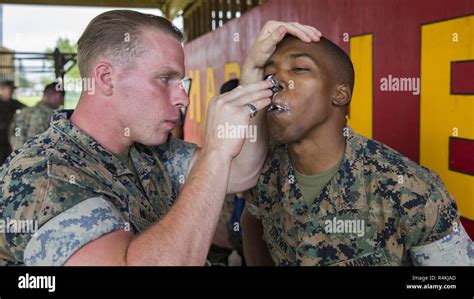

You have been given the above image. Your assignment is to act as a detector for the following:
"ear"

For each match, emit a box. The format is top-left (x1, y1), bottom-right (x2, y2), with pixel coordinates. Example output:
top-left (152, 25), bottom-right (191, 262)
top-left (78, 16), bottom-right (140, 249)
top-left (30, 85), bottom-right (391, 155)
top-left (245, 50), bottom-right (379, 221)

top-left (332, 84), bottom-right (351, 107)
top-left (93, 62), bottom-right (114, 97)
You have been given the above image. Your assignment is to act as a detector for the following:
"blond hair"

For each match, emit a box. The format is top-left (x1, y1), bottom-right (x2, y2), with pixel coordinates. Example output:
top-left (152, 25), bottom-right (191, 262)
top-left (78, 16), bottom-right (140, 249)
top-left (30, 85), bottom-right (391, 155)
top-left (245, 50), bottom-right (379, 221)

top-left (77, 10), bottom-right (184, 78)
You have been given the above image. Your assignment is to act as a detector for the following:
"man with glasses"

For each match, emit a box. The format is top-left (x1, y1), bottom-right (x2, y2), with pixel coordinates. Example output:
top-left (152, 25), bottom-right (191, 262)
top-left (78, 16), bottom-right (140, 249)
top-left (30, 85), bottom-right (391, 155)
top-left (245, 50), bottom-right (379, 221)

top-left (0, 10), bottom-right (321, 265)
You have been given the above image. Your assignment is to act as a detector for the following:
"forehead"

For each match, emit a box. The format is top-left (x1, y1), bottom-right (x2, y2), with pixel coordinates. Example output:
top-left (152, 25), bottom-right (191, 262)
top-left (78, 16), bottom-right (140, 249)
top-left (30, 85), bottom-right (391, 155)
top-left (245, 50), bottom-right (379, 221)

top-left (270, 36), bottom-right (327, 65)
top-left (140, 29), bottom-right (185, 72)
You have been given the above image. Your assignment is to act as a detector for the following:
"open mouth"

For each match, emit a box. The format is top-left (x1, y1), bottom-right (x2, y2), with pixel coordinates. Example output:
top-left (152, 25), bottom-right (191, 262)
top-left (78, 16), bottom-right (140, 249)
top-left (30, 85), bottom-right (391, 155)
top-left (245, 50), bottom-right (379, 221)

top-left (267, 102), bottom-right (289, 113)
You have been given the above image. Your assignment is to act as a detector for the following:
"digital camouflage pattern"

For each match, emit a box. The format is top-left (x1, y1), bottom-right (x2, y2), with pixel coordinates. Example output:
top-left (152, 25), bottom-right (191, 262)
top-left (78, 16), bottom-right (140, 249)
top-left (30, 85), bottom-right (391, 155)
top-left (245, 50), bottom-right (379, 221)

top-left (409, 223), bottom-right (474, 266)
top-left (8, 101), bottom-right (55, 151)
top-left (248, 127), bottom-right (469, 266)
top-left (0, 110), bottom-right (196, 266)
top-left (24, 197), bottom-right (128, 266)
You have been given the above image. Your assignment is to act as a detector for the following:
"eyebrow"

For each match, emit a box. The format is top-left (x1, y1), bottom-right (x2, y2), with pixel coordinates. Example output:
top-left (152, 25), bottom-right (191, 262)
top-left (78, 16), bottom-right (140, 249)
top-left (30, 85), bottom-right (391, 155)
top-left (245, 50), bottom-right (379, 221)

top-left (156, 67), bottom-right (183, 78)
top-left (263, 52), bottom-right (318, 69)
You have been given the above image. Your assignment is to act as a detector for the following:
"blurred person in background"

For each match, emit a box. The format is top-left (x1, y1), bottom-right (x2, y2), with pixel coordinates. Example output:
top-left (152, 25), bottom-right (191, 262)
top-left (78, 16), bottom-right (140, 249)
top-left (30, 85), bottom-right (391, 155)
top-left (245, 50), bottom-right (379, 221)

top-left (0, 80), bottom-right (25, 164)
top-left (9, 82), bottom-right (65, 151)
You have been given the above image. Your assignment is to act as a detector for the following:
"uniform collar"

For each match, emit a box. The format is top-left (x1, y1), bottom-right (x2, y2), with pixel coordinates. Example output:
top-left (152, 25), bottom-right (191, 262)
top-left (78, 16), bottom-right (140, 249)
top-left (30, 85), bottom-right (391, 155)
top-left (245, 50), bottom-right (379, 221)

top-left (50, 109), bottom-right (155, 178)
top-left (276, 126), bottom-right (368, 223)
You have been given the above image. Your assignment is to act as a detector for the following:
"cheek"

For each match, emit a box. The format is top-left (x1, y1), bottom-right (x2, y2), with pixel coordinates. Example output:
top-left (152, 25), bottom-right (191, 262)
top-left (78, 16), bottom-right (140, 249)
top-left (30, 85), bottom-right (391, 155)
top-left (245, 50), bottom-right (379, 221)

top-left (115, 80), bottom-right (167, 128)
top-left (297, 81), bottom-right (330, 114)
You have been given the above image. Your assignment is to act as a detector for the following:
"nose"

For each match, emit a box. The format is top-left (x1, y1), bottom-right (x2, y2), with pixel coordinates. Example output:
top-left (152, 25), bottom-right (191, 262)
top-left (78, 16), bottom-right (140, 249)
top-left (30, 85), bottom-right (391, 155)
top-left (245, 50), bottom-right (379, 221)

top-left (171, 86), bottom-right (189, 109)
top-left (272, 73), bottom-right (288, 92)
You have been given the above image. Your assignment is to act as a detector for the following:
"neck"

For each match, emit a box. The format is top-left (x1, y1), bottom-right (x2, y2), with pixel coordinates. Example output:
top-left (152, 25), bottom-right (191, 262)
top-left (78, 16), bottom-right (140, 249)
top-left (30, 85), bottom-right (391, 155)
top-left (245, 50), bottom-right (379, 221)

top-left (42, 99), bottom-right (58, 109)
top-left (289, 117), bottom-right (346, 175)
top-left (70, 95), bottom-right (132, 154)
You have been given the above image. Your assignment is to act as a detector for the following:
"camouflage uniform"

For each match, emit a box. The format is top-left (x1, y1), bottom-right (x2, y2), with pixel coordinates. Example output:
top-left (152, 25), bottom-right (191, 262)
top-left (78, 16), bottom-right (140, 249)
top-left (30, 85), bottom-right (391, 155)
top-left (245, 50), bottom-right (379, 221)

top-left (8, 101), bottom-right (55, 151)
top-left (0, 110), bottom-right (196, 266)
top-left (247, 127), bottom-right (474, 266)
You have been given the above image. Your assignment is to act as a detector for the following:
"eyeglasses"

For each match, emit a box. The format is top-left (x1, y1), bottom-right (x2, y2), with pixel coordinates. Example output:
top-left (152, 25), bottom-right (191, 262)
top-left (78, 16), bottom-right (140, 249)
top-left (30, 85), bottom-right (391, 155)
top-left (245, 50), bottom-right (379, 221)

top-left (179, 77), bottom-right (192, 96)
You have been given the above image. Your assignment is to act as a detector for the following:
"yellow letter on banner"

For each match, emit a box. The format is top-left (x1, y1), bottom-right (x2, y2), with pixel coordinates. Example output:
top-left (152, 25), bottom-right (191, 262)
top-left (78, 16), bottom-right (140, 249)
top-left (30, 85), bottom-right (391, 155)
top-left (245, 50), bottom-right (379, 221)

top-left (224, 62), bottom-right (241, 81)
top-left (421, 16), bottom-right (474, 219)
top-left (348, 34), bottom-right (373, 138)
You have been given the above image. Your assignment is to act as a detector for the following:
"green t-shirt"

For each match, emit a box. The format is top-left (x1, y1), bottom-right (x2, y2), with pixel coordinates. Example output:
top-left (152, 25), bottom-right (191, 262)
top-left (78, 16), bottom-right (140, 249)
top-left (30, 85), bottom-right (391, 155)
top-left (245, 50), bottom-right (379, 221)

top-left (294, 157), bottom-right (343, 207)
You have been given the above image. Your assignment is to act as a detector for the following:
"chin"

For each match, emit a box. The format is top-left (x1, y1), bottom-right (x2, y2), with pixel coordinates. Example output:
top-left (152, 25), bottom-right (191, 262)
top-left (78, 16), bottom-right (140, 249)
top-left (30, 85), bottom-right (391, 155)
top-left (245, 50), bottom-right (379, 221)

top-left (270, 130), bottom-right (292, 145)
top-left (137, 133), bottom-right (169, 146)
top-left (270, 126), bottom-right (305, 145)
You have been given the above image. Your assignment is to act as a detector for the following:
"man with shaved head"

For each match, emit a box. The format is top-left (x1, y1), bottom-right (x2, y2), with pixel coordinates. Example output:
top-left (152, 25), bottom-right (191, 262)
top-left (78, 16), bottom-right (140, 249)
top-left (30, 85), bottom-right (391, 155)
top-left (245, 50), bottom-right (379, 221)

top-left (241, 36), bottom-right (474, 266)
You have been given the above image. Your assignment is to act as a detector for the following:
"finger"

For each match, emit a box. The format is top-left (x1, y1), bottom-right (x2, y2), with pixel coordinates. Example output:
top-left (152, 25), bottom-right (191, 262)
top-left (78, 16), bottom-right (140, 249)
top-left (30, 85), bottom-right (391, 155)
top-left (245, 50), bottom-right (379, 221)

top-left (283, 23), bottom-right (312, 43)
top-left (290, 22), bottom-right (319, 42)
top-left (258, 23), bottom-right (316, 57)
top-left (252, 25), bottom-right (287, 59)
top-left (223, 80), bottom-right (272, 102)
top-left (305, 25), bottom-right (323, 37)
top-left (233, 88), bottom-right (273, 107)
top-left (247, 97), bottom-right (272, 112)
top-left (303, 25), bottom-right (322, 39)
top-left (262, 21), bottom-right (321, 40)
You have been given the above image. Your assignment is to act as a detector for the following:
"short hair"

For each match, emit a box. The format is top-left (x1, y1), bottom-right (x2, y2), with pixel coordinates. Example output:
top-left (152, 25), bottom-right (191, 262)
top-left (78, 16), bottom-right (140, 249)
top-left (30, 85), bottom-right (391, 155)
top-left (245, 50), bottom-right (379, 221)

top-left (77, 10), bottom-right (184, 78)
top-left (318, 37), bottom-right (355, 93)
top-left (220, 79), bottom-right (240, 94)
top-left (44, 82), bottom-right (65, 96)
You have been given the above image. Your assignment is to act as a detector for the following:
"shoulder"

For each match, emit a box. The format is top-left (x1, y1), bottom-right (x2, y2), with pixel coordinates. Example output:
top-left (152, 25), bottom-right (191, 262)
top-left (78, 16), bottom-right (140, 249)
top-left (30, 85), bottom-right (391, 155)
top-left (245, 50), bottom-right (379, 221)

top-left (0, 131), bottom-right (113, 263)
top-left (1, 128), bottom-right (104, 213)
top-left (355, 134), bottom-right (458, 245)
top-left (1, 132), bottom-right (54, 192)
top-left (359, 135), bottom-right (444, 199)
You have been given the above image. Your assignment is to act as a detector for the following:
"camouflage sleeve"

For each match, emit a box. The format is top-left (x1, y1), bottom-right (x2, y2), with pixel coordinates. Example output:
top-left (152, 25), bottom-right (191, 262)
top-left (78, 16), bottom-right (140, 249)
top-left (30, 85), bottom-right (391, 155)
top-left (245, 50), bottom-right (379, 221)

top-left (409, 224), bottom-right (474, 266)
top-left (404, 170), bottom-right (460, 247)
top-left (24, 197), bottom-right (128, 266)
top-left (156, 137), bottom-right (197, 190)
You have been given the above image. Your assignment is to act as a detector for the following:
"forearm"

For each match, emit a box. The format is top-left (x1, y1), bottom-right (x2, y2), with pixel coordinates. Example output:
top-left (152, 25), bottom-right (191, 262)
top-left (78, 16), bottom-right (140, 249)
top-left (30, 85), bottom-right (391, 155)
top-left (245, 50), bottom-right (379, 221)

top-left (126, 150), bottom-right (231, 265)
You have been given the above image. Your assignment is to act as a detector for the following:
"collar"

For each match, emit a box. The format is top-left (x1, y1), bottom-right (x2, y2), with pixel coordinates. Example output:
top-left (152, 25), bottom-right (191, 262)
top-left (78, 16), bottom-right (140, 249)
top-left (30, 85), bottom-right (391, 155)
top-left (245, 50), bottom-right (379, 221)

top-left (50, 109), bottom-right (155, 179)
top-left (274, 126), bottom-right (368, 223)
